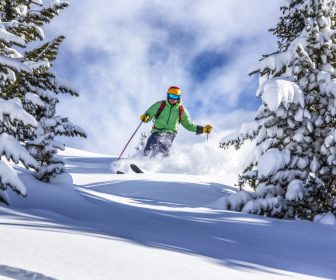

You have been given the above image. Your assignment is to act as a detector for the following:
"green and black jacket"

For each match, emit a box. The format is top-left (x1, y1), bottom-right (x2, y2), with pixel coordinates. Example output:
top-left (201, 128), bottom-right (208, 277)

top-left (144, 100), bottom-right (203, 134)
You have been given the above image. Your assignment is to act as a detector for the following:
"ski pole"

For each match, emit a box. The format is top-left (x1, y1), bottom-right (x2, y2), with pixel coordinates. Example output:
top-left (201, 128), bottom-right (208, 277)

top-left (117, 121), bottom-right (143, 161)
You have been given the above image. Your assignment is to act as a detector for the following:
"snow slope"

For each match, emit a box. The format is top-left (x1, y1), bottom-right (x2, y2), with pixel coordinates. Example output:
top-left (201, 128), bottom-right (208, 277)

top-left (0, 148), bottom-right (335, 279)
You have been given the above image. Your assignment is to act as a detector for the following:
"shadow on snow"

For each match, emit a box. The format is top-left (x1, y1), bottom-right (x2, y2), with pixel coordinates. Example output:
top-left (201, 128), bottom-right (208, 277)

top-left (7, 155), bottom-right (336, 279)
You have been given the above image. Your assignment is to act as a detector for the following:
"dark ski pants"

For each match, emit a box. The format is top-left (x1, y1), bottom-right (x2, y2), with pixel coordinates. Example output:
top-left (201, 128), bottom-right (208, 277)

top-left (144, 132), bottom-right (176, 157)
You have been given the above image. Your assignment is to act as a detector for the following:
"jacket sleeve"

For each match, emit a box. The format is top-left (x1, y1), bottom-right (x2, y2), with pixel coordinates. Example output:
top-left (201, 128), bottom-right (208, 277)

top-left (144, 101), bottom-right (163, 122)
top-left (181, 108), bottom-right (203, 134)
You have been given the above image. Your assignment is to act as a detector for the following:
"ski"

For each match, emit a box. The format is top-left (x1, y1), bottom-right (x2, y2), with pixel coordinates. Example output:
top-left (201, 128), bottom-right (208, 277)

top-left (116, 164), bottom-right (144, 174)
top-left (130, 164), bottom-right (144, 173)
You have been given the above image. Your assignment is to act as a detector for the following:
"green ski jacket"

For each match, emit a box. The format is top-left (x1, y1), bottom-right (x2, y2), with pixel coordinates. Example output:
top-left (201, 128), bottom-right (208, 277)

top-left (143, 100), bottom-right (203, 134)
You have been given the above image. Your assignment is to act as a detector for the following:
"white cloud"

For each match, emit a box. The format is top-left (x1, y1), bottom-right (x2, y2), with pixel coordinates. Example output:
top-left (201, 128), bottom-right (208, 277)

top-left (44, 0), bottom-right (285, 155)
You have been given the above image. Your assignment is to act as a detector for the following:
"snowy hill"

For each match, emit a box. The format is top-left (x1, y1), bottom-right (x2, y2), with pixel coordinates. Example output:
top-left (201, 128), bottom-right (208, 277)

top-left (0, 148), bottom-right (335, 280)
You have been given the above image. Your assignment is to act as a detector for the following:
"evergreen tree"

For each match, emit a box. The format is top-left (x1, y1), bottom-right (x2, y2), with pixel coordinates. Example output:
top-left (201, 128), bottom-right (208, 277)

top-left (0, 1), bottom-right (41, 201)
top-left (1, 1), bottom-right (86, 182)
top-left (23, 35), bottom-right (87, 182)
top-left (221, 0), bottom-right (336, 219)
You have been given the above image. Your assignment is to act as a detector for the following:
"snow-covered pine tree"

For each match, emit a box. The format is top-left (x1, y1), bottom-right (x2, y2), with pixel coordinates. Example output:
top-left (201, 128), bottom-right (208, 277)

top-left (0, 98), bottom-right (38, 203)
top-left (0, 1), bottom-right (42, 201)
top-left (23, 35), bottom-right (86, 182)
top-left (221, 0), bottom-right (336, 219)
top-left (1, 1), bottom-right (87, 182)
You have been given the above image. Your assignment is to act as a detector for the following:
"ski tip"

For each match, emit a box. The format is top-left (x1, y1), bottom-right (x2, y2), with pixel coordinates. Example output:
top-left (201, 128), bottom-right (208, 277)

top-left (130, 164), bottom-right (144, 173)
top-left (116, 170), bottom-right (125, 174)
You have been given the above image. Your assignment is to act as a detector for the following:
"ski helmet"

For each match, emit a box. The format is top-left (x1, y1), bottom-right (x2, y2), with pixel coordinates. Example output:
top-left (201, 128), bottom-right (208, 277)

top-left (167, 86), bottom-right (181, 96)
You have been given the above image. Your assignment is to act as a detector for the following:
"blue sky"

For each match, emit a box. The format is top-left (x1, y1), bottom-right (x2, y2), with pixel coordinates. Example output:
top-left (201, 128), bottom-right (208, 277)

top-left (44, 0), bottom-right (285, 155)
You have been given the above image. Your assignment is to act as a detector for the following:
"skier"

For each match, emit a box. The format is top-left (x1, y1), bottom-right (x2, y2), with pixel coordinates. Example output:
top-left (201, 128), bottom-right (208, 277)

top-left (140, 86), bottom-right (213, 157)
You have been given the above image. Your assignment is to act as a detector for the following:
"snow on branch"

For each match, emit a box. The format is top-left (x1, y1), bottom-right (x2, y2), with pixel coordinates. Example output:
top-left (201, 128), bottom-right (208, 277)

top-left (256, 78), bottom-right (304, 112)
top-left (0, 26), bottom-right (26, 47)
top-left (0, 133), bottom-right (38, 169)
top-left (250, 27), bottom-right (310, 77)
top-left (242, 197), bottom-right (287, 216)
top-left (257, 148), bottom-right (290, 178)
top-left (25, 93), bottom-right (46, 108)
top-left (24, 60), bottom-right (51, 70)
top-left (31, 0), bottom-right (43, 5)
top-left (53, 117), bottom-right (87, 138)
top-left (0, 160), bottom-right (26, 196)
top-left (285, 179), bottom-right (306, 201)
top-left (220, 121), bottom-right (260, 149)
top-left (27, 23), bottom-right (45, 40)
top-left (0, 56), bottom-right (31, 73)
top-left (217, 191), bottom-right (255, 212)
top-left (0, 98), bottom-right (38, 127)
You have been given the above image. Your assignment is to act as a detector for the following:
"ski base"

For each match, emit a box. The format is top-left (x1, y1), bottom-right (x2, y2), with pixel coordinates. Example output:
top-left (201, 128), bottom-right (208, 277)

top-left (130, 164), bottom-right (144, 173)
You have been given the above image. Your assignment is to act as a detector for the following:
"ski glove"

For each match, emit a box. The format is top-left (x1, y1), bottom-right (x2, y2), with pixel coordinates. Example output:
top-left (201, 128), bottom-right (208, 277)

top-left (140, 114), bottom-right (150, 122)
top-left (203, 125), bottom-right (213, 134)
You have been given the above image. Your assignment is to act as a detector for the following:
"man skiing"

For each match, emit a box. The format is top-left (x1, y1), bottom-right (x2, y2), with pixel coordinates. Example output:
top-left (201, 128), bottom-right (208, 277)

top-left (140, 86), bottom-right (213, 157)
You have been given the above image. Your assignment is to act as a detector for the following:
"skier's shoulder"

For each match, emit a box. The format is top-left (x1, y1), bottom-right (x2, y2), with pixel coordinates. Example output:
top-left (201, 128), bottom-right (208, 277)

top-left (147, 100), bottom-right (164, 111)
top-left (153, 100), bottom-right (166, 107)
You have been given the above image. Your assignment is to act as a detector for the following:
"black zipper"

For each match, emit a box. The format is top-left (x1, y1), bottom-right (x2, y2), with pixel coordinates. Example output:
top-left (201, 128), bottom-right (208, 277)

top-left (166, 105), bottom-right (173, 126)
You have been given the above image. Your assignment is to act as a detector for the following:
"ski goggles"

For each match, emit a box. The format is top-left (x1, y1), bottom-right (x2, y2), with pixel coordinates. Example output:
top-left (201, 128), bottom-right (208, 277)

top-left (167, 93), bottom-right (180, 100)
